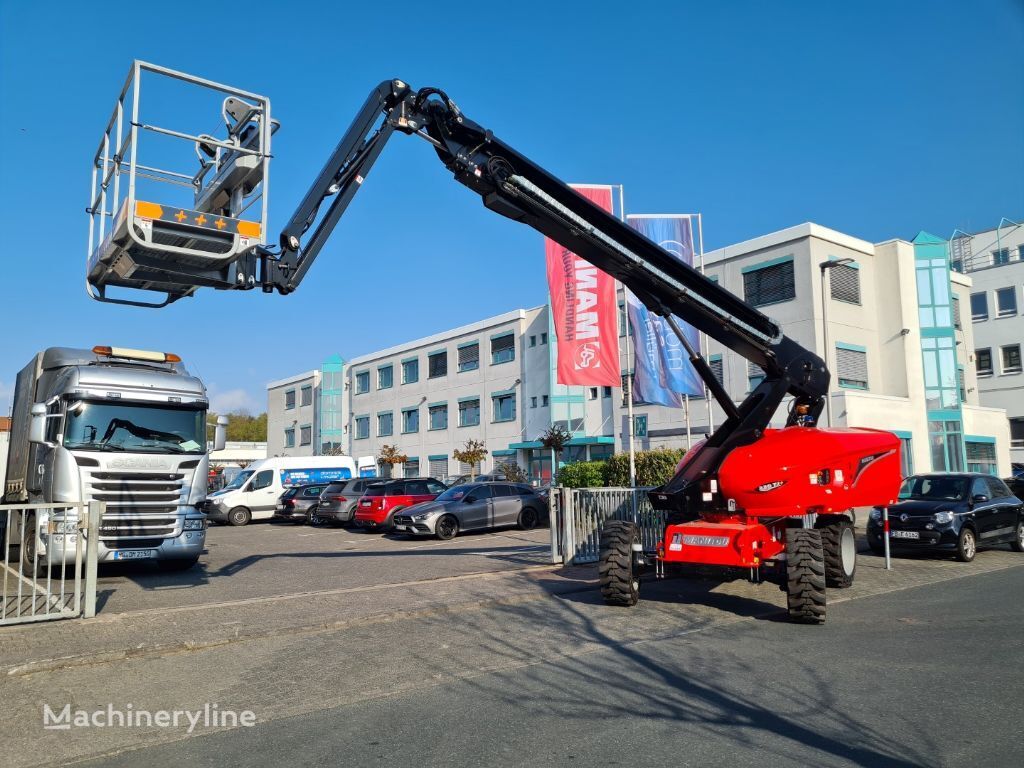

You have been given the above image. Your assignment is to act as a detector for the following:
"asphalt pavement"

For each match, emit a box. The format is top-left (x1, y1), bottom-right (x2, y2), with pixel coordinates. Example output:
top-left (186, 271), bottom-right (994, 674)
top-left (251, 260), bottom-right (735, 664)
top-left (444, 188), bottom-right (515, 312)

top-left (3, 536), bottom-right (1022, 768)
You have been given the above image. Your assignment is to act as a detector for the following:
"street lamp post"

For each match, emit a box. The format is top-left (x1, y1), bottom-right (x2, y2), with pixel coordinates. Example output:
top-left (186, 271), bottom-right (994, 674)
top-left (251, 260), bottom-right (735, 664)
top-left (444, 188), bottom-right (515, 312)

top-left (818, 257), bottom-right (856, 428)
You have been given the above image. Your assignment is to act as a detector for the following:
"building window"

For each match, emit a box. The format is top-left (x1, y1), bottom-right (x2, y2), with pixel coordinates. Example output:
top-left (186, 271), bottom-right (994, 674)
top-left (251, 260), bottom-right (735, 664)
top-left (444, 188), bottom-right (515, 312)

top-left (929, 420), bottom-right (964, 472)
top-left (354, 371), bottom-right (370, 394)
top-left (958, 366), bottom-right (966, 403)
top-left (829, 262), bottom-right (860, 304)
top-left (748, 362), bottom-right (765, 392)
top-left (428, 457), bottom-right (447, 480)
top-left (922, 336), bottom-right (958, 409)
top-left (542, 395), bottom-right (549, 407)
top-left (541, 332), bottom-right (548, 344)
top-left (530, 396), bottom-right (537, 408)
top-left (529, 335), bottom-right (537, 347)
top-left (284, 428), bottom-right (295, 448)
top-left (633, 414), bottom-right (648, 437)
top-left (996, 287), bottom-right (1017, 317)
top-left (1019, 245), bottom-right (1024, 263)
top-left (428, 351), bottom-right (447, 378)
top-left (300, 425), bottom-right (312, 446)
top-left (491, 333), bottom-right (515, 365)
top-left (300, 385), bottom-right (312, 407)
top-left (1010, 418), bottom-right (1024, 450)
top-left (285, 389), bottom-right (296, 409)
top-left (405, 458), bottom-right (420, 477)
top-left (621, 373), bottom-right (633, 406)
top-left (378, 365), bottom-right (393, 390)
top-left (710, 355), bottom-right (724, 387)
top-left (970, 292), bottom-right (988, 321)
top-left (836, 345), bottom-right (868, 389)
top-left (459, 399), bottom-right (481, 427)
top-left (429, 404), bottom-right (448, 430)
top-left (492, 392), bottom-right (516, 422)
top-left (992, 248), bottom-right (1010, 266)
top-left (952, 295), bottom-right (962, 330)
top-left (618, 301), bottom-right (627, 337)
top-left (354, 416), bottom-right (369, 440)
top-left (458, 343), bottom-right (479, 372)
top-left (742, 258), bottom-right (795, 307)
top-left (975, 348), bottom-right (993, 377)
top-left (588, 387), bottom-right (598, 400)
top-left (966, 441), bottom-right (997, 475)
top-left (402, 359), bottom-right (419, 384)
top-left (896, 434), bottom-right (914, 478)
top-left (377, 412), bottom-right (393, 437)
top-left (1002, 344), bottom-right (1022, 374)
top-left (602, 386), bottom-right (612, 399)
top-left (402, 408), bottom-right (419, 434)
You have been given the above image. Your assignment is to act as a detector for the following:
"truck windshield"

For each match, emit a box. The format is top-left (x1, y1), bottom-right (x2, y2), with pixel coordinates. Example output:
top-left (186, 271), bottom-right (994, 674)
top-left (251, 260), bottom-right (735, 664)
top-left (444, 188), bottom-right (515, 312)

top-left (63, 400), bottom-right (206, 454)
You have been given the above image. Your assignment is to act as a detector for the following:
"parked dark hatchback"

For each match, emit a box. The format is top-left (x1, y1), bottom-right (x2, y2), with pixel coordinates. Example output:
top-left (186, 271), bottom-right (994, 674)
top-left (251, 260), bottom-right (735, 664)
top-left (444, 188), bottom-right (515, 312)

top-left (867, 473), bottom-right (1024, 562)
top-left (273, 483), bottom-right (329, 524)
top-left (317, 478), bottom-right (376, 525)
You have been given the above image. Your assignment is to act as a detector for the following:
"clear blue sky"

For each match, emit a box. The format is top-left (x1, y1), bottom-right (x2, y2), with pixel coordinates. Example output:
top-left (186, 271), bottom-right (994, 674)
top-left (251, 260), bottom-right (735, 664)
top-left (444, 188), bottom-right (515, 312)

top-left (1, 0), bottom-right (1021, 416)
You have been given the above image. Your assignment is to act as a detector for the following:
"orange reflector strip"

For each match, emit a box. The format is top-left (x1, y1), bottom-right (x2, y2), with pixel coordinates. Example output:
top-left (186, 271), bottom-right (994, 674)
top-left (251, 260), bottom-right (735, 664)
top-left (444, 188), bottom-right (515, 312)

top-left (135, 201), bottom-right (164, 220)
top-left (237, 220), bottom-right (261, 238)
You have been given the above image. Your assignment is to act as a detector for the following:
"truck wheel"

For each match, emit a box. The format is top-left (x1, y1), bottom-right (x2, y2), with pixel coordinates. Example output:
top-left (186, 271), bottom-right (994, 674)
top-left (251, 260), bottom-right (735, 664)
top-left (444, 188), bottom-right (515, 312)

top-left (21, 513), bottom-right (47, 578)
top-left (785, 528), bottom-right (826, 624)
top-left (956, 527), bottom-right (976, 562)
top-left (228, 507), bottom-right (251, 526)
top-left (821, 519), bottom-right (856, 588)
top-left (599, 520), bottom-right (640, 607)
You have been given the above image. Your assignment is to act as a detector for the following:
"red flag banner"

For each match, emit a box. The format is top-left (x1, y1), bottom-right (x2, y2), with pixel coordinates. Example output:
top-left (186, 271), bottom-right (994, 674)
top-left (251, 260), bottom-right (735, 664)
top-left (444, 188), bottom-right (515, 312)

top-left (545, 185), bottom-right (620, 386)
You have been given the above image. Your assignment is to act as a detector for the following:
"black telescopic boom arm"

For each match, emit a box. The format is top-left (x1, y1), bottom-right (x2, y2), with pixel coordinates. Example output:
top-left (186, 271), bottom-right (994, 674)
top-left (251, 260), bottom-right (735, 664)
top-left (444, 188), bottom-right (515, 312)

top-left (254, 80), bottom-right (830, 511)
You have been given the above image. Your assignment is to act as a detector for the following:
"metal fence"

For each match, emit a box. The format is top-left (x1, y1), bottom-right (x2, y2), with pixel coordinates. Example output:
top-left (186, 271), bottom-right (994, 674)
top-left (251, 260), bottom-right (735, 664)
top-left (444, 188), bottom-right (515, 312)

top-left (1, 502), bottom-right (101, 626)
top-left (549, 487), bottom-right (666, 565)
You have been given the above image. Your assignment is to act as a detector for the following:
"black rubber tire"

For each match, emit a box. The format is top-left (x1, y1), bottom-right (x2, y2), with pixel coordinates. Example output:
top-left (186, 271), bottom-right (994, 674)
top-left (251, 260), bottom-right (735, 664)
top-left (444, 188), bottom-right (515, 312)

top-left (821, 519), bottom-right (856, 588)
top-left (1010, 520), bottom-right (1024, 553)
top-left (159, 556), bottom-right (200, 571)
top-left (435, 514), bottom-right (459, 541)
top-left (21, 513), bottom-right (46, 578)
top-left (599, 520), bottom-right (640, 607)
top-left (228, 507), bottom-right (252, 527)
top-left (517, 507), bottom-right (539, 531)
top-left (785, 528), bottom-right (826, 624)
top-left (956, 526), bottom-right (977, 562)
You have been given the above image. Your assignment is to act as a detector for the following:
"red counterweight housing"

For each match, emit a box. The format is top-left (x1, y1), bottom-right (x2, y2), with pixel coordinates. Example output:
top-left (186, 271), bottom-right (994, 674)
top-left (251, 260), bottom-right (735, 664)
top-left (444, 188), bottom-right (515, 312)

top-left (716, 426), bottom-right (902, 517)
top-left (659, 427), bottom-right (901, 569)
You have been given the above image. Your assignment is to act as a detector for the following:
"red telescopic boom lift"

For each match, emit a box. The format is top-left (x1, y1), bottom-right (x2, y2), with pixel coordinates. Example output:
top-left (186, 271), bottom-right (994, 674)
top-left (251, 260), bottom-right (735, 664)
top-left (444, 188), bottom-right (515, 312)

top-left (87, 63), bottom-right (900, 622)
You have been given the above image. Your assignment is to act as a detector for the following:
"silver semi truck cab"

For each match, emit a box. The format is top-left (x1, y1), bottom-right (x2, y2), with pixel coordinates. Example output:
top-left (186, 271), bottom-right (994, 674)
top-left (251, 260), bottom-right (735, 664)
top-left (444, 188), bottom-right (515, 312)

top-left (3, 346), bottom-right (226, 573)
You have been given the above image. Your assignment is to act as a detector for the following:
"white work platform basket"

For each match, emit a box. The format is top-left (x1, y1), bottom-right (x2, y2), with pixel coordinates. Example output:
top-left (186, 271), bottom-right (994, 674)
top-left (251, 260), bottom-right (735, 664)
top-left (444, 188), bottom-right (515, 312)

top-left (86, 61), bottom-right (276, 307)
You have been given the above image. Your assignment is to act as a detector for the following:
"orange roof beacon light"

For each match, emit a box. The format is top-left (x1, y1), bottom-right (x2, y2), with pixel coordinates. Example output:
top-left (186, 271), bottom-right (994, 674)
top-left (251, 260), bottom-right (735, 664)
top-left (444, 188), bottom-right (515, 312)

top-left (92, 346), bottom-right (181, 364)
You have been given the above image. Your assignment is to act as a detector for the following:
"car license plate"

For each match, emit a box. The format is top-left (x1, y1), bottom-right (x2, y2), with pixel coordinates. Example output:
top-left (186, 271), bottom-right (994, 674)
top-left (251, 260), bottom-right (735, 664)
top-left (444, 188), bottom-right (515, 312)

top-left (890, 530), bottom-right (920, 540)
top-left (113, 549), bottom-right (156, 560)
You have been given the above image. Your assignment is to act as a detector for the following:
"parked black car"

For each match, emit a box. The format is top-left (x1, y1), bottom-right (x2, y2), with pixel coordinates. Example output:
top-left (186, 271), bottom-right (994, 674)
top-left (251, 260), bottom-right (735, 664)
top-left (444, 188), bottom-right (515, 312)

top-left (1005, 474), bottom-right (1024, 499)
top-left (272, 483), bottom-right (329, 524)
top-left (867, 472), bottom-right (1024, 562)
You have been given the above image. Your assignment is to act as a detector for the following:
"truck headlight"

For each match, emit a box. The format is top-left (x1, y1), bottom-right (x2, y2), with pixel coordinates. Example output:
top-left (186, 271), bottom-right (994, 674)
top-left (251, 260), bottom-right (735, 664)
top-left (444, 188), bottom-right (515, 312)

top-left (183, 518), bottom-right (206, 531)
top-left (933, 511), bottom-right (954, 525)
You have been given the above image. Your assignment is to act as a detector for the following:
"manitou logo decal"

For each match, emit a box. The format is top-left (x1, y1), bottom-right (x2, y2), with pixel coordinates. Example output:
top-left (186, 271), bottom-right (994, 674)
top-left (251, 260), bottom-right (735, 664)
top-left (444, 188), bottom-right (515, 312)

top-left (682, 535), bottom-right (730, 547)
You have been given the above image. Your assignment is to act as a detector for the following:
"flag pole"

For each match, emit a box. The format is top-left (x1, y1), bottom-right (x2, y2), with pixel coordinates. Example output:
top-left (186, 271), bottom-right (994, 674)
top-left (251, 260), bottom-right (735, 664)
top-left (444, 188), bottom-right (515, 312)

top-left (619, 185), bottom-right (637, 489)
top-left (697, 213), bottom-right (713, 435)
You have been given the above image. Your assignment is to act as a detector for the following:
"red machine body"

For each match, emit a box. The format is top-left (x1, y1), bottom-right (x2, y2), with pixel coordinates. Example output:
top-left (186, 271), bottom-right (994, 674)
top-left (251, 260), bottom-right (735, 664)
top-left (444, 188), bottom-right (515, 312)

top-left (660, 427), bottom-right (901, 569)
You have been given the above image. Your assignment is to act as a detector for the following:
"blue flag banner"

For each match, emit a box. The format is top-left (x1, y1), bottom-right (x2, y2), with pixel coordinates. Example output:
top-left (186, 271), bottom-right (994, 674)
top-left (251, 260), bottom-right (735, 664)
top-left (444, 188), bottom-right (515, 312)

top-left (626, 215), bottom-right (704, 402)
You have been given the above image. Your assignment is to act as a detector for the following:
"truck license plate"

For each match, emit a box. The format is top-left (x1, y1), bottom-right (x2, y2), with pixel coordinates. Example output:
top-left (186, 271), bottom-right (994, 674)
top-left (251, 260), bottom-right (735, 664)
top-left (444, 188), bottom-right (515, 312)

top-left (890, 530), bottom-right (920, 540)
top-left (113, 550), bottom-right (156, 560)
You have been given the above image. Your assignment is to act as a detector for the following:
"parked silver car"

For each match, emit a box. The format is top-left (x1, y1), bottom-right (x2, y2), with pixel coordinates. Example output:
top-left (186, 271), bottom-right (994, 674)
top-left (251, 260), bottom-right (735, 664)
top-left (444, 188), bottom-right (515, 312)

top-left (393, 482), bottom-right (547, 540)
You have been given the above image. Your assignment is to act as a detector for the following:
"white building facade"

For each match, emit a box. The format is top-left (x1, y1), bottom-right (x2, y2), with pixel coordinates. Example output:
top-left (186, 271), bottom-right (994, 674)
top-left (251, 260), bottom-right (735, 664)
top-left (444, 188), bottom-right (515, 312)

top-left (953, 219), bottom-right (1024, 466)
top-left (265, 221), bottom-right (1013, 481)
top-left (266, 370), bottom-right (321, 457)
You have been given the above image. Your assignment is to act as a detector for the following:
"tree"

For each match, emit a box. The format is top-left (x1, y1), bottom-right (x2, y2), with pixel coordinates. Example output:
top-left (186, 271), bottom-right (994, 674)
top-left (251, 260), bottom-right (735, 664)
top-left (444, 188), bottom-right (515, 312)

top-left (453, 439), bottom-right (488, 480)
top-left (540, 425), bottom-right (571, 485)
top-left (207, 411), bottom-right (268, 443)
top-left (496, 461), bottom-right (527, 483)
top-left (377, 444), bottom-right (408, 478)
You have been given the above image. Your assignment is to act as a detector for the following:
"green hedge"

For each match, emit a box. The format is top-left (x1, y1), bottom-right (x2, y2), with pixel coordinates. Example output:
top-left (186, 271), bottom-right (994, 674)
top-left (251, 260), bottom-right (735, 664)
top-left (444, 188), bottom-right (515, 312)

top-left (602, 448), bottom-right (686, 488)
top-left (557, 461), bottom-right (607, 489)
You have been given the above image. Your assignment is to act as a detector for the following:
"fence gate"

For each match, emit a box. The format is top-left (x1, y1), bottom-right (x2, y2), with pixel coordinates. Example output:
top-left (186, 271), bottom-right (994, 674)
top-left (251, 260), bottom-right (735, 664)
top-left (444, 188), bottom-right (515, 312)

top-left (1, 502), bottom-right (101, 626)
top-left (549, 487), bottom-right (666, 565)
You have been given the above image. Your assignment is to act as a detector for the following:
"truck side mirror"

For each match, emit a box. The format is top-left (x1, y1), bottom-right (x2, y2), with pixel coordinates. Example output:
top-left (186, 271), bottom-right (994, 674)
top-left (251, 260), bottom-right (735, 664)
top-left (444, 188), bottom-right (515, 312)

top-left (214, 415), bottom-right (229, 451)
top-left (28, 403), bottom-right (49, 445)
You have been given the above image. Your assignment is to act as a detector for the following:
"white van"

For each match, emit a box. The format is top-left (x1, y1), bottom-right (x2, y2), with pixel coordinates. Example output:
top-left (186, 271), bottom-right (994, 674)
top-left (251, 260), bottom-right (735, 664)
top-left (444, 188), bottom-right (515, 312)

top-left (199, 455), bottom-right (377, 525)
